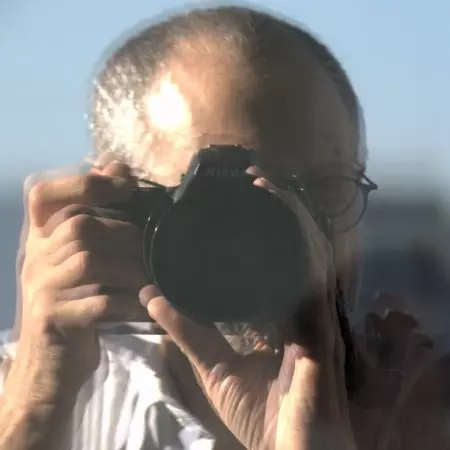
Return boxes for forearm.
[0,396,69,450]
[0,339,80,450]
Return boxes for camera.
[114,145,330,323]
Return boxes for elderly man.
[0,5,447,450]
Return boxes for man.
[0,5,447,450]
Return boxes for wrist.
[6,327,92,408]
[0,389,75,450]
[0,339,80,450]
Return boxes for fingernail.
[139,285,162,309]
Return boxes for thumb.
[276,349,320,450]
[291,355,320,412]
[287,349,354,449]
[140,285,236,378]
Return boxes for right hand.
[17,164,148,387]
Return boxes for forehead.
[104,43,359,185]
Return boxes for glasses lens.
[332,192,365,231]
[307,178,365,232]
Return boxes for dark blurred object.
[359,196,450,333]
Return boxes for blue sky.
[0,0,449,201]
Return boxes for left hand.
[142,168,356,450]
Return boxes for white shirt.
[0,328,216,450]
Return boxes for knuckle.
[27,181,49,211]
[81,174,103,201]
[88,283,104,297]
[66,239,86,258]
[66,214,96,241]
[72,250,93,275]
[22,248,48,284]
[92,295,109,317]
[58,204,86,223]
[27,287,56,322]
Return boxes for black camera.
[116,145,330,324]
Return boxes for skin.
[0,31,447,450]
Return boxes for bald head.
[90,6,365,186]
[88,5,371,326]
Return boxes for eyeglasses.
[138,171,378,234]
[300,173,378,233]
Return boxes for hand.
[16,164,147,388]
[142,168,356,450]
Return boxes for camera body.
[118,145,318,323]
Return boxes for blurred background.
[0,0,449,332]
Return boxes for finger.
[277,346,322,445]
[141,285,236,376]
[253,176,278,195]
[98,163,134,179]
[247,166,278,191]
[57,284,150,322]
[90,167,103,175]
[48,222,141,267]
[28,173,134,231]
[291,353,320,408]
[90,153,128,173]
[287,344,347,436]
[53,292,144,328]
[56,283,105,300]
[45,212,141,260]
[249,167,306,220]
[246,165,266,178]
[48,250,148,292]
[246,165,278,182]
[43,203,132,237]
[247,165,290,189]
